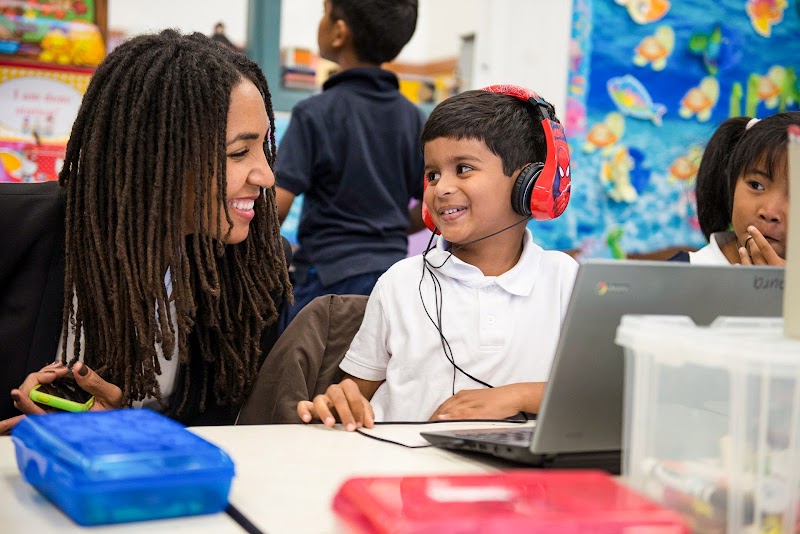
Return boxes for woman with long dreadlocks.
[0,30,292,431]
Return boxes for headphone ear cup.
[422,201,439,234]
[421,175,440,234]
[511,163,541,216]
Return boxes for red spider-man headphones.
[421,85,571,233]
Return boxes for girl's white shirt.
[55,269,180,409]
[688,231,735,266]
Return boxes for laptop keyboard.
[452,428,534,446]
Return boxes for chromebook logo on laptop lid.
[596,281,630,296]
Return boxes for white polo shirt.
[340,229,578,422]
[689,231,734,265]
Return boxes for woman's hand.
[0,415,25,435]
[0,361,70,435]
[1,361,125,435]
[10,360,71,417]
[71,362,124,411]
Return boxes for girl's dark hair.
[421,90,559,176]
[58,30,292,413]
[696,112,800,239]
[695,117,749,239]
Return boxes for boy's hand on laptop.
[429,383,539,421]
[296,379,375,431]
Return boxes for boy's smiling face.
[423,136,521,246]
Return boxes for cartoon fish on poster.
[679,77,719,122]
[669,146,704,182]
[584,112,625,154]
[600,145,639,203]
[746,0,787,38]
[614,0,671,24]
[607,75,667,126]
[633,26,675,71]
[753,65,796,109]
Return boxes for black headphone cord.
[418,216,530,395]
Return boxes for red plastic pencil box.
[333,470,690,534]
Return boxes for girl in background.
[672,112,798,265]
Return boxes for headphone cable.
[419,216,531,394]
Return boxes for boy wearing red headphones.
[297,87,578,429]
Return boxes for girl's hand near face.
[739,226,786,266]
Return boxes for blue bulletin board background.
[277,1,800,258]
[540,0,800,258]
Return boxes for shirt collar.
[322,67,399,92]
[422,229,541,296]
[690,231,734,265]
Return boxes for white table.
[0,423,514,533]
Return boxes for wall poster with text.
[0,61,92,182]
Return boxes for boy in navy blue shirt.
[275,0,425,328]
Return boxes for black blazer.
[0,182,65,421]
[0,182,288,424]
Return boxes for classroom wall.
[279,0,481,63]
[471,1,573,116]
[277,0,573,111]
[108,0,573,113]
[108,0,249,47]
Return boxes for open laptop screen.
[531,260,784,455]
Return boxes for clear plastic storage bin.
[616,315,800,533]
[11,408,235,526]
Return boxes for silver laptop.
[420,260,785,472]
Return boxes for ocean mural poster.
[541,0,800,258]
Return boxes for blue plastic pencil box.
[11,408,235,526]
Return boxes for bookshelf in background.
[280,46,316,91]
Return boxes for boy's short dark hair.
[421,90,559,177]
[330,0,418,64]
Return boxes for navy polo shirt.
[275,68,425,286]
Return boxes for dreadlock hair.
[58,30,292,414]
[421,89,559,177]
[696,112,800,240]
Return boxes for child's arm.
[407,202,426,234]
[296,374,384,431]
[428,382,546,421]
[275,186,296,225]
